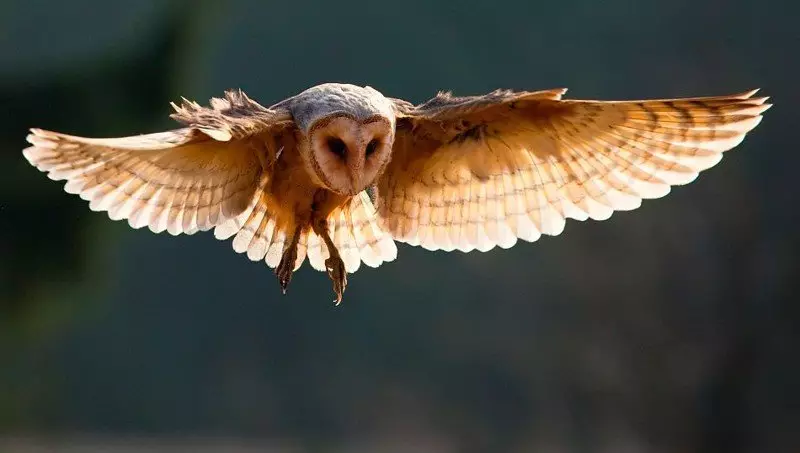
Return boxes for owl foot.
[276,250,296,295]
[310,208,348,304]
[275,227,301,295]
[325,256,347,305]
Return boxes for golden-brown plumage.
[21,83,770,304]
[379,88,770,252]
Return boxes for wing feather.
[23,127,268,236]
[23,89,293,237]
[377,88,770,252]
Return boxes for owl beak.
[347,168,363,195]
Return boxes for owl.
[22,83,770,304]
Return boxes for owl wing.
[375,88,770,252]
[23,89,294,236]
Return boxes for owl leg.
[275,225,302,295]
[312,217,347,305]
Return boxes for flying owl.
[22,83,770,304]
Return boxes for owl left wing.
[374,88,770,252]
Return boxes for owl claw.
[325,256,347,305]
[275,226,302,297]
[276,249,297,295]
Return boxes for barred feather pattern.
[215,191,397,273]
[378,89,770,252]
[22,128,264,236]
[305,191,398,273]
[213,191,303,270]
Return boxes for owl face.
[305,114,394,196]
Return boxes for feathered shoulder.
[169,89,293,140]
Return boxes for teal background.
[1,1,797,451]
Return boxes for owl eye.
[326,137,347,158]
[365,139,380,157]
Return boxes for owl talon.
[276,248,297,295]
[275,255,294,294]
[325,256,347,305]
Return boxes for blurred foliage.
[0,0,798,452]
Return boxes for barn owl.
[22,83,770,304]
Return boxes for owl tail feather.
[304,191,398,274]
[214,191,307,271]
[215,190,397,274]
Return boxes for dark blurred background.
[1,0,797,452]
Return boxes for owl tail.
[215,190,396,274]
[303,191,398,274]
[214,191,307,270]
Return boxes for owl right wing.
[23,89,294,236]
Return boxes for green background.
[1,0,797,452]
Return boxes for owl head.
[291,84,397,196]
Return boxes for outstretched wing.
[376,88,770,252]
[23,89,293,236]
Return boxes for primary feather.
[23,127,266,236]
[376,89,770,253]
